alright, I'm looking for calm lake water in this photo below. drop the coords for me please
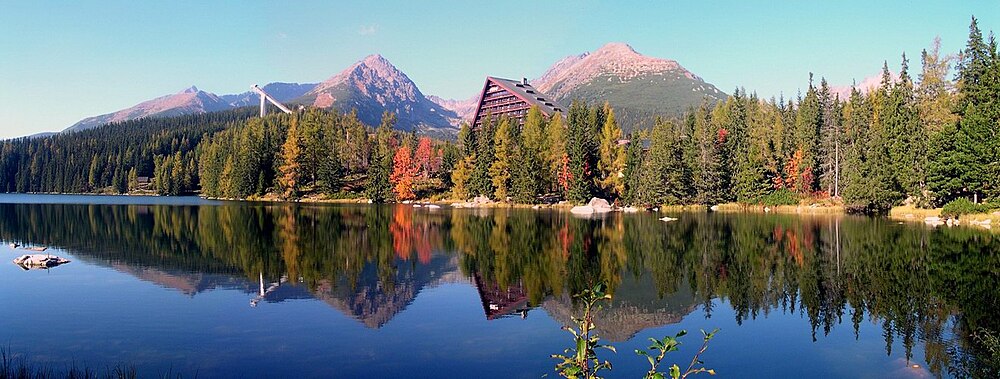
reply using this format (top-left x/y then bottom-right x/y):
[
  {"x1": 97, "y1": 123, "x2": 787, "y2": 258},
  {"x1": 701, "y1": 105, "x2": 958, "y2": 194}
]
[{"x1": 0, "y1": 194, "x2": 997, "y2": 378}]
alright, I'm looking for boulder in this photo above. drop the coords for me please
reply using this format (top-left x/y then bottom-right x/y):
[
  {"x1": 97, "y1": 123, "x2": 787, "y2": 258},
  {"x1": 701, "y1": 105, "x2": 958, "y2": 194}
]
[
  {"x1": 621, "y1": 206, "x2": 639, "y2": 213},
  {"x1": 587, "y1": 197, "x2": 612, "y2": 212},
  {"x1": 13, "y1": 254, "x2": 70, "y2": 268},
  {"x1": 473, "y1": 196, "x2": 491, "y2": 204},
  {"x1": 570, "y1": 205, "x2": 595, "y2": 214},
  {"x1": 426, "y1": 204, "x2": 441, "y2": 210}
]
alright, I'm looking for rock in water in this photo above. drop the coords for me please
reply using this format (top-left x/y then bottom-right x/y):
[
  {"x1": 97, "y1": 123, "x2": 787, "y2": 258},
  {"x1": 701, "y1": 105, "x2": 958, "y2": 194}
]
[
  {"x1": 13, "y1": 254, "x2": 70, "y2": 269},
  {"x1": 587, "y1": 197, "x2": 612, "y2": 213}
]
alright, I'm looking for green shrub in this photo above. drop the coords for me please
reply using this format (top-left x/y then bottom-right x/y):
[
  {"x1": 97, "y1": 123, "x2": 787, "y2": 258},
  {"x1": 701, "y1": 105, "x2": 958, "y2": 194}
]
[
  {"x1": 749, "y1": 189, "x2": 801, "y2": 207},
  {"x1": 941, "y1": 198, "x2": 990, "y2": 218}
]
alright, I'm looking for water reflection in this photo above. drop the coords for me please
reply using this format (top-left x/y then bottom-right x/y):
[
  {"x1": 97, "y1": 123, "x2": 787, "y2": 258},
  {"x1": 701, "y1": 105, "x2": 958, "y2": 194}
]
[{"x1": 0, "y1": 202, "x2": 997, "y2": 377}]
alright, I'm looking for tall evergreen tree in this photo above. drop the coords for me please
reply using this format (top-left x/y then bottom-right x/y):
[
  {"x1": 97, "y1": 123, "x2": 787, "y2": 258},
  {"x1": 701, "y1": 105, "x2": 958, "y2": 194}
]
[
  {"x1": 596, "y1": 103, "x2": 625, "y2": 199},
  {"x1": 490, "y1": 117, "x2": 515, "y2": 201},
  {"x1": 365, "y1": 112, "x2": 396, "y2": 203},
  {"x1": 565, "y1": 102, "x2": 598, "y2": 203}
]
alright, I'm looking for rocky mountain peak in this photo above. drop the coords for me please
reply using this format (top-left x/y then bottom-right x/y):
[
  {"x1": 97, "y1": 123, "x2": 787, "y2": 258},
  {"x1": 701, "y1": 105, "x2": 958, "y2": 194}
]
[
  {"x1": 533, "y1": 42, "x2": 688, "y2": 100},
  {"x1": 593, "y1": 42, "x2": 638, "y2": 55}
]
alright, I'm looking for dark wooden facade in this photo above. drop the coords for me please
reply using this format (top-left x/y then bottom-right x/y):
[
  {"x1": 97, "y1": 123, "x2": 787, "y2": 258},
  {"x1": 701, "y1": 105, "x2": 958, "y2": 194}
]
[{"x1": 471, "y1": 77, "x2": 564, "y2": 128}]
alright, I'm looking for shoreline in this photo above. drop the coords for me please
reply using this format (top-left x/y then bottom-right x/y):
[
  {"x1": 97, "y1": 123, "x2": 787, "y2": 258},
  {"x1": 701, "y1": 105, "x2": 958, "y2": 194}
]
[{"x1": 4, "y1": 192, "x2": 997, "y2": 231}]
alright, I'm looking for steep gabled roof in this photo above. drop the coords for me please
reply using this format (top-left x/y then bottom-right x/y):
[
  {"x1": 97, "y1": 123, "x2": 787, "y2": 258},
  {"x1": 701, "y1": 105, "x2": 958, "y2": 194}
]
[{"x1": 470, "y1": 76, "x2": 566, "y2": 126}]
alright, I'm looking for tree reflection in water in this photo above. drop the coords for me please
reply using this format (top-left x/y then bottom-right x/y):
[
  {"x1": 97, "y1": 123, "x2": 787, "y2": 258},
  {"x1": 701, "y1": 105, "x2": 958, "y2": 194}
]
[{"x1": 0, "y1": 202, "x2": 996, "y2": 376}]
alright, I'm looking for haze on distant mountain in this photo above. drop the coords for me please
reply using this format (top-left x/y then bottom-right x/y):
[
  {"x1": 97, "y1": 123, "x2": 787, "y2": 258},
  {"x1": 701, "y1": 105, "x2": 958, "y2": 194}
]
[
  {"x1": 829, "y1": 70, "x2": 900, "y2": 100},
  {"x1": 60, "y1": 43, "x2": 729, "y2": 135},
  {"x1": 65, "y1": 86, "x2": 231, "y2": 133},
  {"x1": 220, "y1": 82, "x2": 317, "y2": 107}
]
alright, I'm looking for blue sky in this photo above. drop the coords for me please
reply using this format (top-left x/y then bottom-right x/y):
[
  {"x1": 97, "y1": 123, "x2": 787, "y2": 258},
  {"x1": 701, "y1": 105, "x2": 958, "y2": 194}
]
[{"x1": 1, "y1": 1, "x2": 998, "y2": 139}]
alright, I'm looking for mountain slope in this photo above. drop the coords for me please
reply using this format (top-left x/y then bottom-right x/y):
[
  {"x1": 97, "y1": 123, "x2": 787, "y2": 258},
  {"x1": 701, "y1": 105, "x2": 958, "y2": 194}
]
[
  {"x1": 532, "y1": 42, "x2": 726, "y2": 127},
  {"x1": 294, "y1": 54, "x2": 459, "y2": 135},
  {"x1": 427, "y1": 95, "x2": 477, "y2": 126},
  {"x1": 66, "y1": 86, "x2": 231, "y2": 133},
  {"x1": 220, "y1": 82, "x2": 317, "y2": 107},
  {"x1": 829, "y1": 71, "x2": 899, "y2": 100}
]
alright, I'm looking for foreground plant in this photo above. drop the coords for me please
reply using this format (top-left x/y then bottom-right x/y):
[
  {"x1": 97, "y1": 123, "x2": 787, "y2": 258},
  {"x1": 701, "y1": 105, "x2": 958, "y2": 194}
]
[
  {"x1": 636, "y1": 329, "x2": 718, "y2": 379},
  {"x1": 552, "y1": 283, "x2": 718, "y2": 379},
  {"x1": 551, "y1": 283, "x2": 616, "y2": 378}
]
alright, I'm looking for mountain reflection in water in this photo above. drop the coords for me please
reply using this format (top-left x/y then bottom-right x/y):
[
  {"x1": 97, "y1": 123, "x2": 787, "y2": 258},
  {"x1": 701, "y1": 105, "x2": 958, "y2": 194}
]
[{"x1": 0, "y1": 200, "x2": 997, "y2": 377}]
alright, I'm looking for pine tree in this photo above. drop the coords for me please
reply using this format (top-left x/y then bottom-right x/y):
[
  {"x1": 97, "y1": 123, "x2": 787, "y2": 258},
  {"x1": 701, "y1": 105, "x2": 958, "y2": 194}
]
[
  {"x1": 278, "y1": 116, "x2": 304, "y2": 198},
  {"x1": 546, "y1": 113, "x2": 568, "y2": 195},
  {"x1": 622, "y1": 132, "x2": 645, "y2": 205},
  {"x1": 489, "y1": 116, "x2": 514, "y2": 201},
  {"x1": 687, "y1": 103, "x2": 724, "y2": 204},
  {"x1": 450, "y1": 155, "x2": 474, "y2": 200},
  {"x1": 470, "y1": 115, "x2": 496, "y2": 197},
  {"x1": 641, "y1": 119, "x2": 690, "y2": 205},
  {"x1": 596, "y1": 103, "x2": 625, "y2": 199},
  {"x1": 511, "y1": 106, "x2": 546, "y2": 203},
  {"x1": 365, "y1": 112, "x2": 396, "y2": 203},
  {"x1": 929, "y1": 17, "x2": 999, "y2": 203},
  {"x1": 917, "y1": 37, "x2": 958, "y2": 133},
  {"x1": 566, "y1": 102, "x2": 597, "y2": 203},
  {"x1": 794, "y1": 74, "x2": 822, "y2": 193}
]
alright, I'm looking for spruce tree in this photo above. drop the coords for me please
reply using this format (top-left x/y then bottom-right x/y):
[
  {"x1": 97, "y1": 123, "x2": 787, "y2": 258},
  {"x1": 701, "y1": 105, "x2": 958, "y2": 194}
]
[
  {"x1": 566, "y1": 102, "x2": 597, "y2": 203},
  {"x1": 365, "y1": 112, "x2": 396, "y2": 203}
]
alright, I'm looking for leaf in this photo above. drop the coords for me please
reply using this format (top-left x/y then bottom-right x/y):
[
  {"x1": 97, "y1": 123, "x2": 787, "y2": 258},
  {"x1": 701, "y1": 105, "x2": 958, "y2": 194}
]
[
  {"x1": 707, "y1": 369, "x2": 716, "y2": 375},
  {"x1": 669, "y1": 364, "x2": 681, "y2": 379},
  {"x1": 676, "y1": 330, "x2": 688, "y2": 338}
]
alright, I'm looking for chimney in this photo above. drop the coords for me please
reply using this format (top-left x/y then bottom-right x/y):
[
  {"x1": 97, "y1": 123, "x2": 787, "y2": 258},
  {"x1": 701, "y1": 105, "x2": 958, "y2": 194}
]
[{"x1": 522, "y1": 77, "x2": 528, "y2": 85}]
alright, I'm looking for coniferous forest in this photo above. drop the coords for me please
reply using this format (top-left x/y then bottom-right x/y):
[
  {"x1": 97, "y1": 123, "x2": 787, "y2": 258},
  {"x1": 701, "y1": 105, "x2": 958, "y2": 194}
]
[{"x1": 1, "y1": 18, "x2": 998, "y2": 214}]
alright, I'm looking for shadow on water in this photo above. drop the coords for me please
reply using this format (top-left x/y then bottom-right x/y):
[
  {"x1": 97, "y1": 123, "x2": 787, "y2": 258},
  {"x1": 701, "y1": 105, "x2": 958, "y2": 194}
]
[{"x1": 0, "y1": 201, "x2": 997, "y2": 377}]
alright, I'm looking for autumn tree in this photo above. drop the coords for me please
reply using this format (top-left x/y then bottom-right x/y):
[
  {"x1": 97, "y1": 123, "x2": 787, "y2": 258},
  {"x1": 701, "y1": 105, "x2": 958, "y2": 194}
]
[
  {"x1": 391, "y1": 144, "x2": 417, "y2": 200},
  {"x1": 278, "y1": 116, "x2": 304, "y2": 198},
  {"x1": 596, "y1": 103, "x2": 625, "y2": 199}
]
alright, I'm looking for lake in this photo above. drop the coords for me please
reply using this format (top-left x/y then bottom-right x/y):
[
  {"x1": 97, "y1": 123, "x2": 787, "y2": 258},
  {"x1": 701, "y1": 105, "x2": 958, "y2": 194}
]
[{"x1": 0, "y1": 194, "x2": 997, "y2": 378}]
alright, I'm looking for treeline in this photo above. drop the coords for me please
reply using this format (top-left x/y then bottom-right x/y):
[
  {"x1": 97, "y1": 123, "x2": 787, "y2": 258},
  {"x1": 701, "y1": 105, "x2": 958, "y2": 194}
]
[
  {"x1": 0, "y1": 108, "x2": 256, "y2": 194},
  {"x1": 450, "y1": 18, "x2": 1000, "y2": 213},
  {"x1": 2, "y1": 19, "x2": 996, "y2": 213},
  {"x1": 197, "y1": 108, "x2": 461, "y2": 200}
]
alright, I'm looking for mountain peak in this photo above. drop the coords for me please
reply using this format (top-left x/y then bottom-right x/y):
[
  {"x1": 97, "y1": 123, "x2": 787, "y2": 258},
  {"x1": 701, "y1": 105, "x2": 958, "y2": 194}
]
[
  {"x1": 362, "y1": 54, "x2": 388, "y2": 64},
  {"x1": 595, "y1": 42, "x2": 637, "y2": 55},
  {"x1": 182, "y1": 85, "x2": 200, "y2": 94}
]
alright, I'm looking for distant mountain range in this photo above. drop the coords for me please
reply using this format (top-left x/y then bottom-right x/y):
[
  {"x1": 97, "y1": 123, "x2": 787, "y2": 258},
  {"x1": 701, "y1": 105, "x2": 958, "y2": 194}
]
[
  {"x1": 66, "y1": 86, "x2": 233, "y2": 132},
  {"x1": 61, "y1": 43, "x2": 737, "y2": 136}
]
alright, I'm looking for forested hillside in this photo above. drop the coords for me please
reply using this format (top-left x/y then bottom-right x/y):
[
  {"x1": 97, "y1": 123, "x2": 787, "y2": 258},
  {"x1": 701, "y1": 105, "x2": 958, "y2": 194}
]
[
  {"x1": 2, "y1": 18, "x2": 997, "y2": 215},
  {"x1": 0, "y1": 108, "x2": 256, "y2": 194}
]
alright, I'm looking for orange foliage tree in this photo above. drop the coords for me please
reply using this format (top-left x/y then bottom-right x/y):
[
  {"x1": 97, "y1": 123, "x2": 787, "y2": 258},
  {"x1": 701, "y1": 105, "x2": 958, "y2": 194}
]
[
  {"x1": 391, "y1": 145, "x2": 418, "y2": 200},
  {"x1": 774, "y1": 148, "x2": 814, "y2": 195},
  {"x1": 413, "y1": 137, "x2": 435, "y2": 179}
]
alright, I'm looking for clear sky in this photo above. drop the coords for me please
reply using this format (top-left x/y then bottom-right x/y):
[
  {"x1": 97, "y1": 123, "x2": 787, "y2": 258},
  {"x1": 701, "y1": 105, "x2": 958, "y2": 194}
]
[{"x1": 1, "y1": 1, "x2": 998, "y2": 139}]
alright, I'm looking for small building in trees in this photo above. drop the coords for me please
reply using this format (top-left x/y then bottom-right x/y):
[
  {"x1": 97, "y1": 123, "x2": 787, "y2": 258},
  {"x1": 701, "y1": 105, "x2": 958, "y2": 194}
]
[{"x1": 471, "y1": 77, "x2": 564, "y2": 128}]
